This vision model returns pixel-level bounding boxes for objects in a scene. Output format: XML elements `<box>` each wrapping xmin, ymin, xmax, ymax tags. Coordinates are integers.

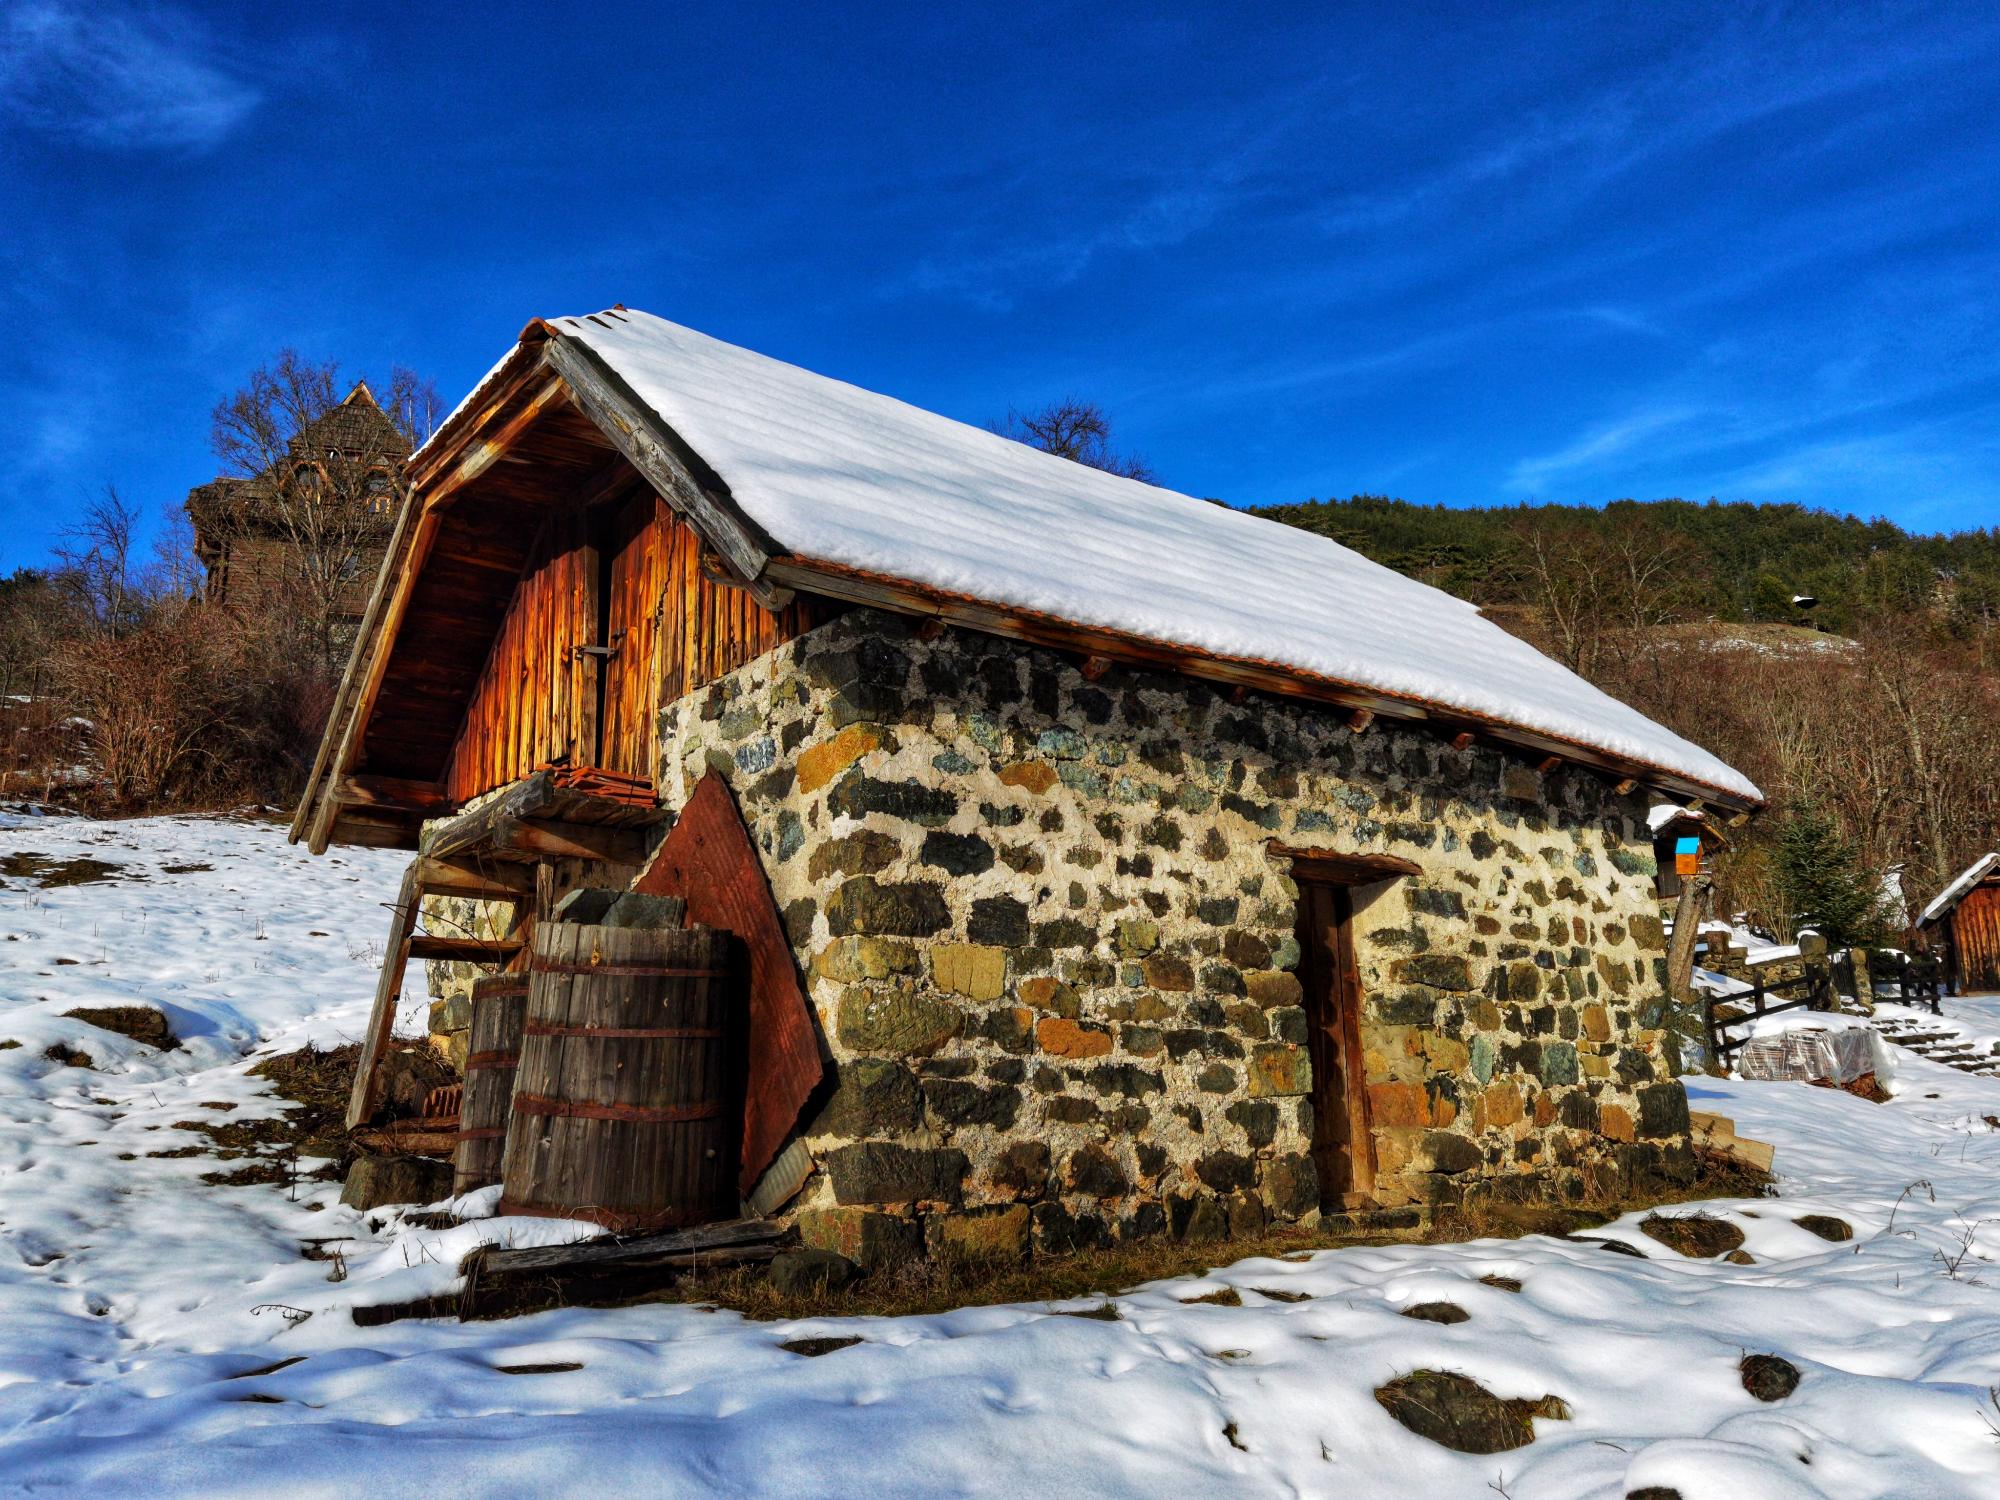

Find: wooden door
<box><xmin>1295</xmin><ymin>878</ymin><xmax>1375</xmax><ymax>1207</ymax></box>
<box><xmin>598</xmin><ymin>493</ymin><xmax>666</xmax><ymax>778</ymax></box>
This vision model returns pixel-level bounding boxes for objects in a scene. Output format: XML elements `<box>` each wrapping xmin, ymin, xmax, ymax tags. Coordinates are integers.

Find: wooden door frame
<box><xmin>1282</xmin><ymin>848</ymin><xmax>1415</xmax><ymax>1209</ymax></box>
<box><xmin>1295</xmin><ymin>879</ymin><xmax>1376</xmax><ymax>1206</ymax></box>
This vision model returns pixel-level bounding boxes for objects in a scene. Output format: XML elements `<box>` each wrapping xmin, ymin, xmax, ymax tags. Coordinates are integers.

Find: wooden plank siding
<box><xmin>1952</xmin><ymin>883</ymin><xmax>2000</xmax><ymax>993</ymax></box>
<box><xmin>441</xmin><ymin>509</ymin><xmax>592</xmax><ymax>802</ymax></box>
<box><xmin>441</xmin><ymin>491</ymin><xmax>830</xmax><ymax>806</ymax></box>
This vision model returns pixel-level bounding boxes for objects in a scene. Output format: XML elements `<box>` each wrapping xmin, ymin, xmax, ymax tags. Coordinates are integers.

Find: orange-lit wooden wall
<box><xmin>1949</xmin><ymin>882</ymin><xmax>2000</xmax><ymax>992</ymax></box>
<box><xmin>441</xmin><ymin>488</ymin><xmax>829</xmax><ymax>804</ymax></box>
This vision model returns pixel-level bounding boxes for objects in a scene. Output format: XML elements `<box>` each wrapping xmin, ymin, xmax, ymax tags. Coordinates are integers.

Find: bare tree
<box><xmin>383</xmin><ymin>364</ymin><xmax>447</xmax><ymax>451</ymax></box>
<box><xmin>205</xmin><ymin>351</ymin><xmax>439</xmax><ymax>671</ymax></box>
<box><xmin>993</xmin><ymin>398</ymin><xmax>1155</xmax><ymax>482</ymax></box>
<box><xmin>1512</xmin><ymin>521</ymin><xmax>1701</xmax><ymax>679</ymax></box>
<box><xmin>51</xmin><ymin>487</ymin><xmax>147</xmax><ymax>638</ymax></box>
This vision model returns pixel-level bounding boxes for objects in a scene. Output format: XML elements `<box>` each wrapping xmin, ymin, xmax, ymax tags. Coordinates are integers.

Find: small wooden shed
<box><xmin>1917</xmin><ymin>853</ymin><xmax>2000</xmax><ymax>994</ymax></box>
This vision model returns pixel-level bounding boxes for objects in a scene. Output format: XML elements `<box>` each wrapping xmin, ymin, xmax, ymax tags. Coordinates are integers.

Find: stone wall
<box><xmin>420</xmin><ymin>891</ymin><xmax>520</xmax><ymax>1070</ymax></box>
<box><xmin>648</xmin><ymin>608</ymin><xmax>1693</xmax><ymax>1265</ymax></box>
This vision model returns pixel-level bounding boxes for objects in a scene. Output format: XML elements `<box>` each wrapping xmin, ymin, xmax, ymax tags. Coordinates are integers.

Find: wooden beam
<box><xmin>543</xmin><ymin>336</ymin><xmax>785</xmax><ymax>605</ymax></box>
<box><xmin>761</xmin><ymin>556</ymin><xmax>1419</xmax><ymax>721</ymax></box>
<box><xmin>289</xmin><ymin>491</ymin><xmax>422</xmax><ymax>845</ymax></box>
<box><xmin>412</xmin><ymin>855</ymin><xmax>536</xmax><ymax>898</ymax></box>
<box><xmin>309</xmin><ymin>500</ymin><xmax>447</xmax><ymax>854</ymax></box>
<box><xmin>421</xmin><ymin>371</ymin><xmax>573</xmax><ymax>509</ymax></box>
<box><xmin>403</xmin><ymin>343</ymin><xmax>553</xmax><ymax>490</ymax></box>
<box><xmin>1613</xmin><ymin>778</ymin><xmax>1638</xmax><ymax>796</ymax></box>
<box><xmin>405</xmin><ymin>935</ymin><xmax>524</xmax><ymax>963</ymax></box>
<box><xmin>352</xmin><ymin>1119</ymin><xmax>460</xmax><ymax>1159</ymax></box>
<box><xmin>1268</xmin><ymin>845</ymin><xmax>1423</xmax><ymax>883</ymax></box>
<box><xmin>491</xmin><ymin>814</ymin><xmax>649</xmax><ymax>866</ymax></box>
<box><xmin>1450</xmin><ymin>731</ymin><xmax>1476</xmax><ymax>751</ymax></box>
<box><xmin>1347</xmin><ymin>708</ymin><xmax>1374</xmax><ymax>734</ymax></box>
<box><xmin>1537</xmin><ymin>755</ymin><xmax>1562</xmax><ymax>774</ymax></box>
<box><xmin>325</xmin><ymin>810</ymin><xmax>423</xmax><ymax>850</ymax></box>
<box><xmin>699</xmin><ymin>548</ymin><xmax>796</xmax><ymax>607</ymax></box>
<box><xmin>335</xmin><ymin>774</ymin><xmax>450</xmax><ymax>816</ymax></box>
<box><xmin>1080</xmin><ymin>653</ymin><xmax>1111</xmax><ymax>680</ymax></box>
<box><xmin>424</xmin><ymin>773</ymin><xmax>664</xmax><ymax>868</ymax></box>
<box><xmin>353</xmin><ymin>1218</ymin><xmax>787</xmax><ymax>1326</ymax></box>
<box><xmin>346</xmin><ymin>862</ymin><xmax>422</xmax><ymax>1129</ymax></box>
<box><xmin>468</xmin><ymin>1215</ymin><xmax>782</xmax><ymax>1279</ymax></box>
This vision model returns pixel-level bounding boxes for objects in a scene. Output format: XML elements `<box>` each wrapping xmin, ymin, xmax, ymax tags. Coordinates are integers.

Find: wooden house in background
<box><xmin>1918</xmin><ymin>853</ymin><xmax>2000</xmax><ymax>994</ymax></box>
<box><xmin>186</xmin><ymin>382</ymin><xmax>407</xmax><ymax>614</ymax></box>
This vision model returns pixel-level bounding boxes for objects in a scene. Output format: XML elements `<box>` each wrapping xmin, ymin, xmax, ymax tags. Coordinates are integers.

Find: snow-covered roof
<box><xmin>1919</xmin><ymin>852</ymin><xmax>2000</xmax><ymax>926</ymax></box>
<box><xmin>1648</xmin><ymin>802</ymin><xmax>1705</xmax><ymax>833</ymax></box>
<box><xmin>425</xmin><ymin>309</ymin><xmax>1762</xmax><ymax>804</ymax></box>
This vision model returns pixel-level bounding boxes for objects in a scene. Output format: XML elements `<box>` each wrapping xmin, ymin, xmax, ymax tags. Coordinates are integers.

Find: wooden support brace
<box><xmin>413</xmin><ymin>856</ymin><xmax>536</xmax><ymax>899</ymax></box>
<box><xmin>1450</xmin><ymin>731</ymin><xmax>1476</xmax><ymax>751</ymax></box>
<box><xmin>337</xmin><ymin>774</ymin><xmax>451</xmax><ymax>816</ymax></box>
<box><xmin>914</xmin><ymin>617</ymin><xmax>948</xmax><ymax>642</ymax></box>
<box><xmin>1347</xmin><ymin>708</ymin><xmax>1374</xmax><ymax>734</ymax></box>
<box><xmin>1612</xmin><ymin>778</ymin><xmax>1638</xmax><ymax>796</ymax></box>
<box><xmin>346</xmin><ymin>862</ymin><xmax>423</xmax><ymax>1129</ymax></box>
<box><xmin>492</xmin><ymin>814</ymin><xmax>649</xmax><ymax>866</ymax></box>
<box><xmin>1537</xmin><ymin>755</ymin><xmax>1562</xmax><ymax>774</ymax></box>
<box><xmin>1080</xmin><ymin>653</ymin><xmax>1112</xmax><ymax>681</ymax></box>
<box><xmin>405</xmin><ymin>935</ymin><xmax>525</xmax><ymax>964</ymax></box>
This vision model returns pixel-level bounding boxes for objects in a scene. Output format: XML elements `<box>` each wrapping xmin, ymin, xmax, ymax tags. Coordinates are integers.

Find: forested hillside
<box><xmin>1253</xmin><ymin>496</ymin><xmax>2000</xmax><ymax>640</ymax></box>
<box><xmin>1254</xmin><ymin>495</ymin><xmax>2000</xmax><ymax>935</ymax></box>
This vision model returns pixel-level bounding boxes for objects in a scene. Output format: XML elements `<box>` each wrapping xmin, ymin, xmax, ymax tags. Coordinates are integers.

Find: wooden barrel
<box><xmin>452</xmin><ymin>975</ymin><xmax>530</xmax><ymax>1196</ymax></box>
<box><xmin>498</xmin><ymin>921</ymin><xmax>740</xmax><ymax>1232</ymax></box>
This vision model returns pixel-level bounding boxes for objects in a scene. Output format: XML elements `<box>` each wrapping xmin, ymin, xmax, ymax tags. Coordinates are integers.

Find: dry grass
<box><xmin>249</xmin><ymin>1043</ymin><xmax>366</xmax><ymax>1164</ymax></box>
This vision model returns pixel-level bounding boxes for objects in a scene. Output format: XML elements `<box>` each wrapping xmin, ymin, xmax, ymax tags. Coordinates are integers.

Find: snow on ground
<box><xmin>4</xmin><ymin>815</ymin><xmax>2000</xmax><ymax>1499</ymax></box>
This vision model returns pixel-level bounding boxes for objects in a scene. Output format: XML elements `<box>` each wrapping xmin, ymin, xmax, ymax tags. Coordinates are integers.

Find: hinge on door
<box><xmin>573</xmin><ymin>629</ymin><xmax>626</xmax><ymax>662</ymax></box>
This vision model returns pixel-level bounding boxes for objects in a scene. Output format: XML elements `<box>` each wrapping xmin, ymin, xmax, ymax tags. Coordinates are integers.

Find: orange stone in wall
<box><xmin>1035</xmin><ymin>1017</ymin><xmax>1114</xmax><ymax>1058</ymax></box>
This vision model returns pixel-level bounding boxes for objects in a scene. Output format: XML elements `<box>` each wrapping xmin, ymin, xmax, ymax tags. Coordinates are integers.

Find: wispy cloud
<box><xmin>0</xmin><ymin>1</ymin><xmax>259</xmax><ymax>152</ymax></box>
<box><xmin>1506</xmin><ymin>405</ymin><xmax>1704</xmax><ymax>495</ymax></box>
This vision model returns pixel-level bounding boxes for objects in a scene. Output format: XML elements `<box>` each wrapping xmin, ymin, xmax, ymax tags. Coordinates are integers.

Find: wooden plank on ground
<box><xmin>350</xmin><ymin>1218</ymin><xmax>786</xmax><ymax>1326</ymax></box>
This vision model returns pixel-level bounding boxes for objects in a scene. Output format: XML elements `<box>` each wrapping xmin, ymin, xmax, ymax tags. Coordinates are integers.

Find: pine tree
<box><xmin>1772</xmin><ymin>802</ymin><xmax>1888</xmax><ymax>946</ymax></box>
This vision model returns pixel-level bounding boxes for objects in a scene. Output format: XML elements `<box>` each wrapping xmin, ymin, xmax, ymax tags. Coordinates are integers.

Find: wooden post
<box><xmin>346</xmin><ymin>862</ymin><xmax>422</xmax><ymax>1129</ymax></box>
<box><xmin>1847</xmin><ymin>946</ymin><xmax>1875</xmax><ymax>1014</ymax></box>
<box><xmin>1665</xmin><ymin>873</ymin><xmax>1713</xmax><ymax>1071</ymax></box>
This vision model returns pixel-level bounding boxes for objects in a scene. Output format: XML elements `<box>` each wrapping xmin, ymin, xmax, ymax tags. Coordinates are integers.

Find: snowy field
<box><xmin>2</xmin><ymin>813</ymin><xmax>1998</xmax><ymax>1498</ymax></box>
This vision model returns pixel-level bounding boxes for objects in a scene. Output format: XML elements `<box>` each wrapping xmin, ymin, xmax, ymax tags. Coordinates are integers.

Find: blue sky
<box><xmin>2</xmin><ymin>2</ymin><xmax>1996</xmax><ymax>573</ymax></box>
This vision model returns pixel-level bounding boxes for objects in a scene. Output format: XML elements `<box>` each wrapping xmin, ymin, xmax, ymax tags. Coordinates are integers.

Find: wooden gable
<box><xmin>296</xmin><ymin>340</ymin><xmax>829</xmax><ymax>852</ymax></box>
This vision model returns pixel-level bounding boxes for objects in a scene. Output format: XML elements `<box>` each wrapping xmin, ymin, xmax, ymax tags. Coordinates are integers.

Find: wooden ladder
<box><xmin>346</xmin><ymin>857</ymin><xmax>533</xmax><ymax>1129</ymax></box>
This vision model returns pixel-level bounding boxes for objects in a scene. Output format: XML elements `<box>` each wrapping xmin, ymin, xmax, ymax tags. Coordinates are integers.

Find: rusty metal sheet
<box><xmin>632</xmin><ymin>771</ymin><xmax>824</xmax><ymax>1192</ymax></box>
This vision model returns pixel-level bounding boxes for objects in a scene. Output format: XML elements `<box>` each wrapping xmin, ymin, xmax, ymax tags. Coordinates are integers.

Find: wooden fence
<box><xmin>1705</xmin><ymin>968</ymin><xmax>1834</xmax><ymax>1064</ymax></box>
